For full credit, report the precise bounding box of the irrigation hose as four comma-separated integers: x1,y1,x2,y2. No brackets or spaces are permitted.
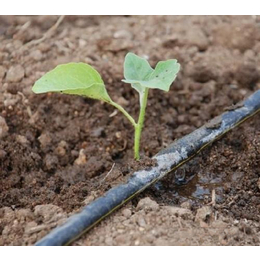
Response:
35,89,260,246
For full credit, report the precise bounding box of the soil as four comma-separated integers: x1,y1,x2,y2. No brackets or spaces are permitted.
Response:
1,15,260,246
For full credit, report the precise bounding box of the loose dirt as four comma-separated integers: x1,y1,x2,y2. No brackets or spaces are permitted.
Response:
0,15,260,246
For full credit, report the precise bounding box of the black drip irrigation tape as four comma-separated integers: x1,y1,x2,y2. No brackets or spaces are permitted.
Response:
35,90,260,246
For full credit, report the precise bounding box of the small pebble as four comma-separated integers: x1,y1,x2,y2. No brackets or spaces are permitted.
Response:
115,96,129,106
25,224,46,235
0,116,9,139
74,149,87,165
180,200,191,210
6,65,25,83
54,141,68,156
30,50,43,61
134,240,140,246
195,206,212,223
154,238,170,246
34,204,63,222
113,30,133,39
16,208,34,221
79,39,87,48
91,127,104,138
164,206,193,220
115,131,121,139
16,135,29,146
122,208,132,218
0,65,6,80
136,197,159,211
44,154,58,170
38,133,52,148
29,111,40,125
0,149,7,159
257,178,260,190
227,226,239,237
3,93,20,107
105,236,113,246
136,216,146,227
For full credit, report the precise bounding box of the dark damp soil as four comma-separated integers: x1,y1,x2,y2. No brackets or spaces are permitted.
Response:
1,15,260,246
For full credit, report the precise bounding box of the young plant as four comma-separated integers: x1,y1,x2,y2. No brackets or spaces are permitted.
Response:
32,53,180,160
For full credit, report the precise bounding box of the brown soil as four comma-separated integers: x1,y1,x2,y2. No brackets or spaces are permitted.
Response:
1,15,260,246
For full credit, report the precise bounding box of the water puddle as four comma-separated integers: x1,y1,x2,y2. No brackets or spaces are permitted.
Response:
152,156,231,206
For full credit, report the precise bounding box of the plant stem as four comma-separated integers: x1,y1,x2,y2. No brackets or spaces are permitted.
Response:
109,101,137,127
109,88,149,160
134,88,149,160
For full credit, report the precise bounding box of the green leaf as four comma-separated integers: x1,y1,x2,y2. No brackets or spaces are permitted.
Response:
32,63,112,102
123,53,154,82
122,53,180,92
122,53,153,98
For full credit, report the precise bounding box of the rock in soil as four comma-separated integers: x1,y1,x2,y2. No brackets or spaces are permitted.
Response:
0,65,6,80
122,208,132,218
195,206,213,223
164,206,193,220
136,197,159,212
6,65,25,83
34,204,64,222
0,116,9,139
74,149,87,165
38,132,52,148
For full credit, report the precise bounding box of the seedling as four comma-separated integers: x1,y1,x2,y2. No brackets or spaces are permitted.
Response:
32,53,180,160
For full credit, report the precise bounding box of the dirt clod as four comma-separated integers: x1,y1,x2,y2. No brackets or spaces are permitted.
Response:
44,154,59,171
136,216,147,227
38,133,52,148
34,204,63,222
74,149,87,165
195,206,212,223
122,208,132,218
6,65,25,83
0,116,9,139
30,50,43,61
136,197,159,212
0,65,6,80
164,206,193,220
257,178,260,190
